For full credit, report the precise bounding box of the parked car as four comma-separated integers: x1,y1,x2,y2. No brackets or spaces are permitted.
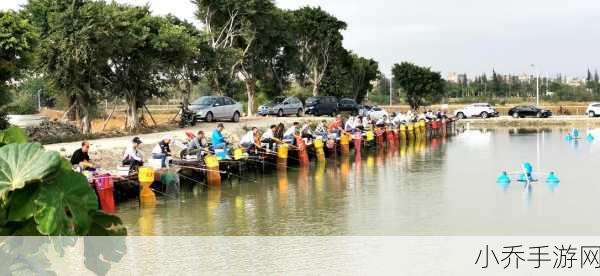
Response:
189,96,243,122
337,98,361,115
454,103,499,119
586,102,600,117
305,96,338,116
258,96,304,117
367,106,389,121
508,106,552,118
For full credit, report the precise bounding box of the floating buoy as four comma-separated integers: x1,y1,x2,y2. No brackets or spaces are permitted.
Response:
587,134,595,141
545,171,560,183
496,171,511,184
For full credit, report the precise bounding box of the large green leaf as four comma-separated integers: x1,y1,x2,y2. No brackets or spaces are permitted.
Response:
7,183,39,222
34,170,98,235
0,143,60,198
0,127,28,146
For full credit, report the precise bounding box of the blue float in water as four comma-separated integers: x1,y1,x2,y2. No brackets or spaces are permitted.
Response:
545,172,560,183
587,134,595,141
572,128,580,139
565,134,573,141
496,171,511,184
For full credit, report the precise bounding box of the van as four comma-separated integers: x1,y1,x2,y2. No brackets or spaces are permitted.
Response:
305,96,338,116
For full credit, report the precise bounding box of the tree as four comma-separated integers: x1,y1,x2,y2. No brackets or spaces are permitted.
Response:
26,0,114,134
0,10,37,129
392,62,444,110
348,54,379,103
106,4,199,129
291,6,346,96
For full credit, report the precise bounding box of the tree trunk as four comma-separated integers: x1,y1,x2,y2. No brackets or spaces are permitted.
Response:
208,74,223,95
245,78,256,117
312,82,320,97
126,96,139,130
79,103,91,134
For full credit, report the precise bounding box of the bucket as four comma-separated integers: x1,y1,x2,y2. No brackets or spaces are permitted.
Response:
138,167,155,183
366,131,374,141
205,155,219,169
94,175,115,213
215,148,226,160
233,148,244,160
277,144,289,159
340,134,350,145
314,138,324,149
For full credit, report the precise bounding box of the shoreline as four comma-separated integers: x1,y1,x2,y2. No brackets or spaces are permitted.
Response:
455,115,600,128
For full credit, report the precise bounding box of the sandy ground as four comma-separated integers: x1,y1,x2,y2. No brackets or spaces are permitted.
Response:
44,116,331,169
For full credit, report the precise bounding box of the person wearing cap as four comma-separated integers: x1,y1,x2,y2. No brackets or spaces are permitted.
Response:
70,141,95,170
211,123,227,149
122,137,144,169
152,134,172,168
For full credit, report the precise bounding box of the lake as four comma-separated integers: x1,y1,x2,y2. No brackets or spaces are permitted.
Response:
117,127,600,235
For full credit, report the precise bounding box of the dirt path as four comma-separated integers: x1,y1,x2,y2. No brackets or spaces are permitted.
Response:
45,116,330,169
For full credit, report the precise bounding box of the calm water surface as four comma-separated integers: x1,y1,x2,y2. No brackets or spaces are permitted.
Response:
118,128,600,235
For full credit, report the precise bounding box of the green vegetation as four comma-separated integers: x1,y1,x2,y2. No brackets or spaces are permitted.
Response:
0,127,126,235
445,70,600,104
392,62,445,110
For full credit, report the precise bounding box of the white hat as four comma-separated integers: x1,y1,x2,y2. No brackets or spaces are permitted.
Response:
163,134,173,141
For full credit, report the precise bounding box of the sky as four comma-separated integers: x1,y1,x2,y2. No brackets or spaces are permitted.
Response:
3,0,600,78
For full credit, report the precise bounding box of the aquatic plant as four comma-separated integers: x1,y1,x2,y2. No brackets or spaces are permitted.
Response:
0,127,126,236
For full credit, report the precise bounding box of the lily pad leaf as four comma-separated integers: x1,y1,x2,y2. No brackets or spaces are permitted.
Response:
0,143,60,198
34,170,98,235
0,127,28,146
7,183,39,222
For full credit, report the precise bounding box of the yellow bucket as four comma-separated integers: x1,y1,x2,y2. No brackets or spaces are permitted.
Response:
340,134,350,145
408,123,414,131
277,144,289,159
366,131,374,141
314,138,324,149
138,167,155,183
205,155,219,168
400,125,406,132
233,148,244,160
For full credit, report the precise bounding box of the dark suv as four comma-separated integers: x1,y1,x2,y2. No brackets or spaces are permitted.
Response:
305,96,338,116
337,98,360,115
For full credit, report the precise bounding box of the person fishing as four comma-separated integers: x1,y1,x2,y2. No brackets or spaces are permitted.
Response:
283,122,300,145
328,115,344,138
188,130,210,160
70,141,95,171
122,137,144,171
274,123,285,141
314,120,328,140
300,122,314,143
375,115,388,127
261,124,283,151
152,134,172,168
239,127,261,153
211,123,227,149
344,116,356,132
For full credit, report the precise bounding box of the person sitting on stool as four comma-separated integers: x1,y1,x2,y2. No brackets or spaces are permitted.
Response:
122,137,144,172
152,134,172,168
70,141,95,171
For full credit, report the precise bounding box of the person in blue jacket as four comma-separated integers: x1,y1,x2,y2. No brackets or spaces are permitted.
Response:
211,123,227,149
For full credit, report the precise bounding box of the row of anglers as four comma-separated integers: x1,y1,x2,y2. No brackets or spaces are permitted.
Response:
69,114,454,173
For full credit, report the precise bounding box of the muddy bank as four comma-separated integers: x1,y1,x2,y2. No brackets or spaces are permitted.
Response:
455,116,600,129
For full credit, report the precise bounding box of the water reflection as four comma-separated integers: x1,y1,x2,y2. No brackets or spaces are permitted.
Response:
117,128,600,235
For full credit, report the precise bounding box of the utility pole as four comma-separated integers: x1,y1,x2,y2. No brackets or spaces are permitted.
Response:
389,74,393,107
531,64,540,106
37,89,42,112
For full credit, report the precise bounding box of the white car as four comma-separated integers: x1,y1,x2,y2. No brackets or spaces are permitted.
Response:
367,106,389,121
586,102,600,117
454,103,499,119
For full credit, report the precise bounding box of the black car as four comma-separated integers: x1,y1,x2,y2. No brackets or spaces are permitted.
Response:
337,98,360,115
305,96,338,116
508,106,552,118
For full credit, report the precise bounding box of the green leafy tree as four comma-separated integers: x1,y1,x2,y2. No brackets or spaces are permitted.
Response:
392,62,445,110
25,0,114,134
0,11,37,129
291,6,346,96
348,54,379,103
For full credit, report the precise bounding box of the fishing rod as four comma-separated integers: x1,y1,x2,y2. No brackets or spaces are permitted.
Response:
176,164,258,183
